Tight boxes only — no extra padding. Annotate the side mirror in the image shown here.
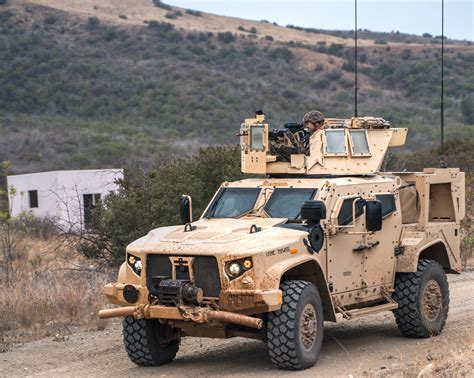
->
[179,195,192,224]
[366,200,382,232]
[301,200,326,226]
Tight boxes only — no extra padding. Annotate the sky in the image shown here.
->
[164,0,473,41]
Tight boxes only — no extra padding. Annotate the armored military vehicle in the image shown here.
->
[99,111,465,370]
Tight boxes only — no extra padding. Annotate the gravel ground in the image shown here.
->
[1,272,473,377]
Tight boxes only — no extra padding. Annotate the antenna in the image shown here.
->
[354,0,358,117]
[440,0,445,153]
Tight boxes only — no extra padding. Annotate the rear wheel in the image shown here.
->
[122,316,180,366]
[393,259,449,338]
[267,280,324,370]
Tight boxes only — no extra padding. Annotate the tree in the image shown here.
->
[81,146,248,264]
[0,162,30,284]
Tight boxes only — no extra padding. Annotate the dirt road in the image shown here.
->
[2,272,473,377]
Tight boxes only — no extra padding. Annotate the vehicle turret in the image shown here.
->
[240,111,408,175]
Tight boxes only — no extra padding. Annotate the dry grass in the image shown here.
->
[0,235,113,344]
[415,335,474,377]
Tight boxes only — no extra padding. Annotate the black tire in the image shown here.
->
[122,316,180,366]
[393,259,449,338]
[267,280,324,370]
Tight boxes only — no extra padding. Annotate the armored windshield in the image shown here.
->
[205,188,260,218]
[264,188,316,220]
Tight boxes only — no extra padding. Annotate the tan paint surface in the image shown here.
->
[101,115,465,339]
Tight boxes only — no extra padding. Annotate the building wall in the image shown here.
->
[7,169,123,231]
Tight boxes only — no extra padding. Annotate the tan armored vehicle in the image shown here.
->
[99,111,465,370]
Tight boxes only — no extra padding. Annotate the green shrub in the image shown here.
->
[401,48,412,60]
[0,10,12,24]
[84,146,246,263]
[265,35,274,41]
[44,15,58,25]
[249,27,257,34]
[148,20,174,32]
[152,0,172,10]
[87,16,100,29]
[314,78,331,89]
[269,47,292,62]
[237,25,245,31]
[185,9,202,16]
[461,95,474,124]
[118,14,128,20]
[165,12,177,19]
[325,69,342,81]
[375,39,387,45]
[217,32,236,43]
[103,27,117,42]
[326,43,344,57]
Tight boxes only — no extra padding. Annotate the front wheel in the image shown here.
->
[393,259,450,338]
[267,280,324,370]
[122,316,180,366]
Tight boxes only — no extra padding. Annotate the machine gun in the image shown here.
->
[269,122,308,162]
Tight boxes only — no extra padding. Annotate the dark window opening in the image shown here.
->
[264,188,316,220]
[83,193,101,229]
[28,190,38,208]
[376,194,396,217]
[338,197,364,226]
[205,188,260,218]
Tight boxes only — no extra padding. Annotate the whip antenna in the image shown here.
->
[354,0,358,117]
[440,0,445,153]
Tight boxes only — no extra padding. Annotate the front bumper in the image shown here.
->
[101,282,282,328]
[98,303,263,329]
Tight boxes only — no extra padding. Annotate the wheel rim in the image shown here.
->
[300,303,317,352]
[422,279,442,321]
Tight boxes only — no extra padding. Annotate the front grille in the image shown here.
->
[146,255,221,298]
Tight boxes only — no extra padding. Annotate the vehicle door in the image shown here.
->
[327,195,366,295]
[362,193,400,288]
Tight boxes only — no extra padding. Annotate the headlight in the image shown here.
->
[225,257,253,279]
[127,254,142,276]
[228,262,242,277]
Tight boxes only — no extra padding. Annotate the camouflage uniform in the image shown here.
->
[301,110,325,150]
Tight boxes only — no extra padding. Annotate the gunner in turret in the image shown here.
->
[302,110,325,134]
[301,110,325,150]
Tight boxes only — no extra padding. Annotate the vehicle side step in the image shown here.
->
[336,302,398,320]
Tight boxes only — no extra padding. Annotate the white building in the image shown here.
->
[7,169,123,231]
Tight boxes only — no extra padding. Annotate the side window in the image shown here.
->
[337,197,364,226]
[349,130,371,156]
[325,130,347,156]
[376,194,396,217]
[28,190,39,208]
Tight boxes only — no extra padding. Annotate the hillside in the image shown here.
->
[1,0,473,173]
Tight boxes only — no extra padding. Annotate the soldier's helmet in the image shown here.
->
[302,110,325,125]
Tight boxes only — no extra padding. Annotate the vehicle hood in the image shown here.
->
[126,218,308,256]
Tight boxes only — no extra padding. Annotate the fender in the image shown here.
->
[396,238,456,273]
[280,258,337,322]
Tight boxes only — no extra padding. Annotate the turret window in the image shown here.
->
[325,130,347,155]
[349,130,371,156]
